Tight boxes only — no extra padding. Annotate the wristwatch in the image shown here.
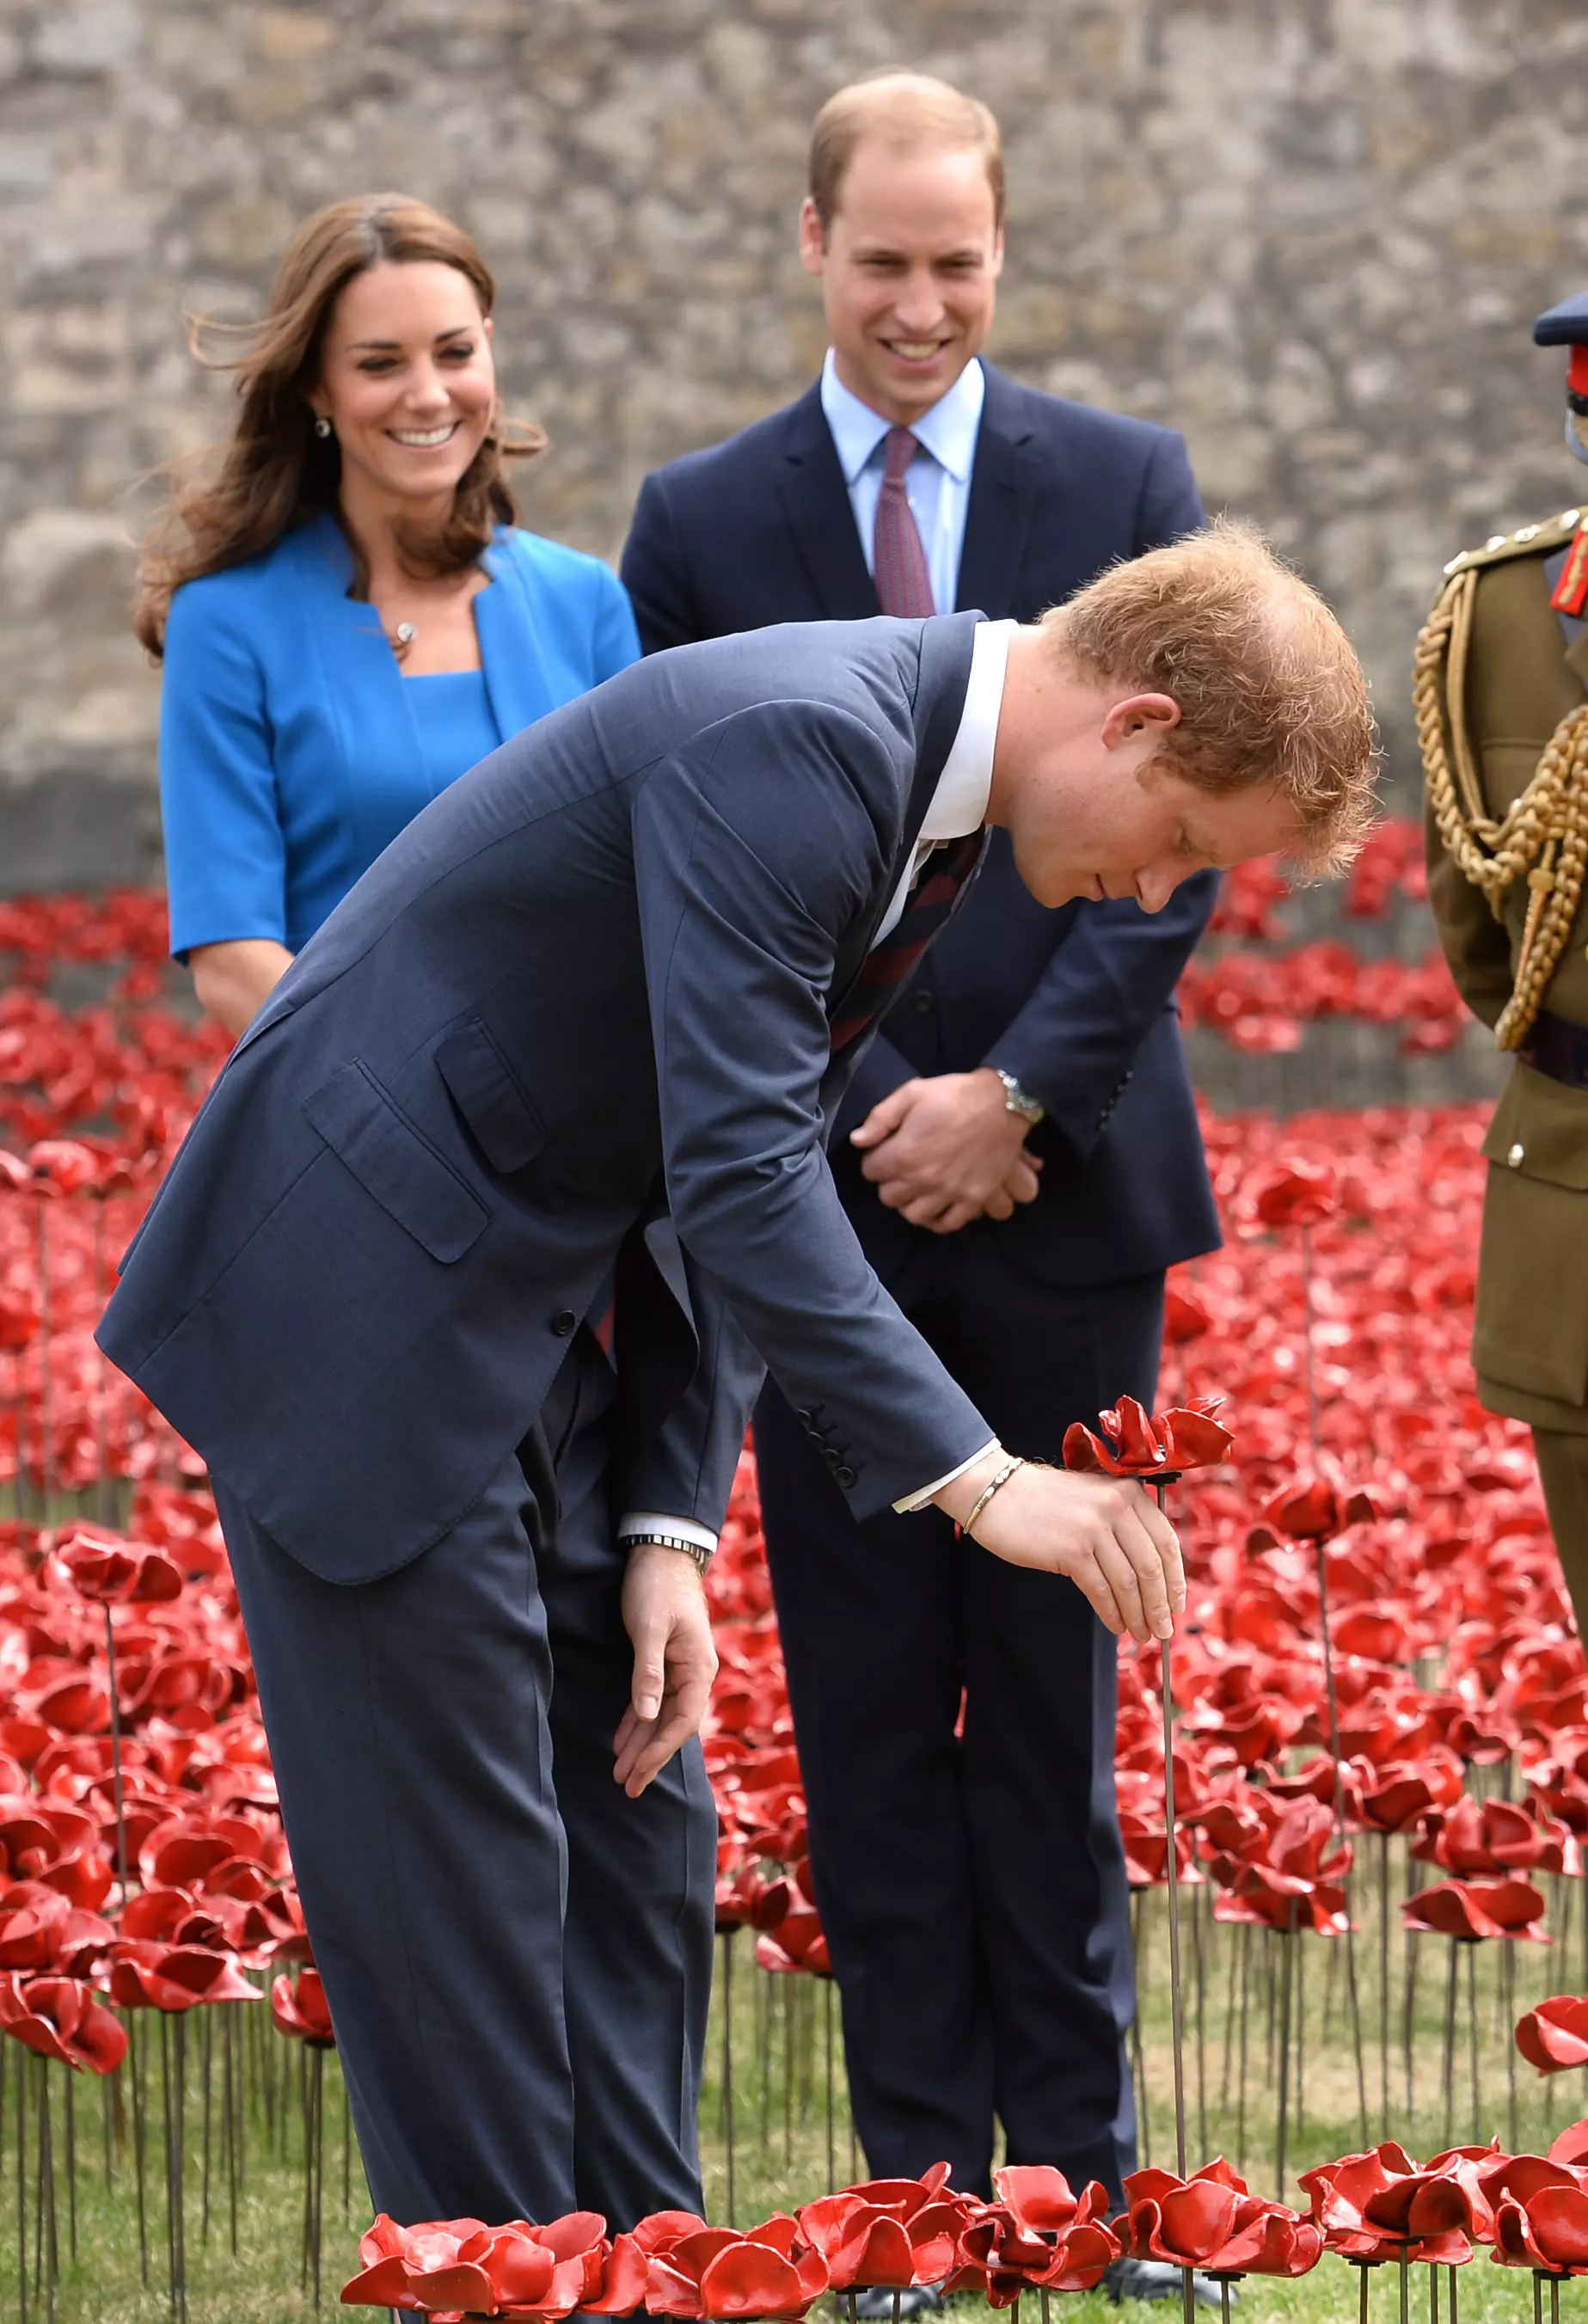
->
[623,1530,713,1577]
[993,1069,1045,1126]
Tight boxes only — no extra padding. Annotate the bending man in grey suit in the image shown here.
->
[98,524,1373,2233]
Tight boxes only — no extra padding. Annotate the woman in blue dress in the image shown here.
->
[136,193,640,1036]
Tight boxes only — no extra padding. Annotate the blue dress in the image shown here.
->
[158,512,641,960]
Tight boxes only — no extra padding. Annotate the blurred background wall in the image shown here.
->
[0,0,1585,891]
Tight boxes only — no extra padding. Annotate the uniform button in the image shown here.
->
[1506,1143,1525,1169]
[794,1407,813,1428]
[913,991,934,1013]
[834,1463,856,1488]
[551,1309,578,1336]
[822,1445,842,1470]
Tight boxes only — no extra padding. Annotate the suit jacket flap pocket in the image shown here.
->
[433,1020,548,1174]
[303,1060,487,1263]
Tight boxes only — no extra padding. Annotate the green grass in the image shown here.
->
[6,1847,1588,2321]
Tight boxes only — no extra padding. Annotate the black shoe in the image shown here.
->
[1103,2257,1233,2309]
[853,2290,945,2321]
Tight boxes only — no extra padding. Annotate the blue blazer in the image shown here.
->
[159,512,641,960]
[621,365,1221,1286]
[98,617,995,1585]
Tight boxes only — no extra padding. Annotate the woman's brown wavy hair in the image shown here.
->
[134,193,546,658]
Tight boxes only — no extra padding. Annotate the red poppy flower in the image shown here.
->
[795,2191,966,2293]
[271,1965,334,2047]
[1249,1158,1339,1228]
[1063,1395,1232,1480]
[52,1525,182,1606]
[645,2217,828,2320]
[107,1941,260,2011]
[1416,1798,1573,1880]
[26,1141,101,1196]
[342,2209,620,2316]
[1262,1476,1380,1541]
[1125,2160,1322,2278]
[1518,1997,1588,2075]
[1402,1878,1548,1942]
[1493,2185,1588,2274]
[0,1881,111,1975]
[0,1971,126,2074]
[1297,2142,1477,2263]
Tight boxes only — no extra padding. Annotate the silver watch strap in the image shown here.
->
[623,1531,712,1575]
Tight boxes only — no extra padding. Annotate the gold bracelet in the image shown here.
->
[963,1456,1026,1542]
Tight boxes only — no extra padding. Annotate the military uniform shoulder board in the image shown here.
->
[1441,505,1585,583]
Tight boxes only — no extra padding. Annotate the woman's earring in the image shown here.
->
[313,414,332,439]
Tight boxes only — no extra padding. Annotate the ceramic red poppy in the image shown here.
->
[1063,1395,1233,1481]
[1402,1877,1549,1943]
[271,1965,334,2047]
[0,1971,126,2074]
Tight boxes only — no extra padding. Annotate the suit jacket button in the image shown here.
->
[913,991,934,1013]
[551,1309,578,1336]
[1506,1143,1525,1168]
[834,1463,856,1488]
[822,1444,843,1469]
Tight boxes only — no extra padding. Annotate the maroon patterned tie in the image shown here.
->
[830,827,988,1052]
[873,427,935,617]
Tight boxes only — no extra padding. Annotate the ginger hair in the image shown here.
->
[1041,518,1378,874]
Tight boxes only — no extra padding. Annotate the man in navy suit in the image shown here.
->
[100,550,1370,2238]
[622,72,1226,2272]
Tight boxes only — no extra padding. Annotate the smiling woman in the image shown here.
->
[134,193,641,1036]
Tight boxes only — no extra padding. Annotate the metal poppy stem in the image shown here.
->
[1299,1223,1321,1457]
[102,1603,130,1913]
[720,1929,736,2224]
[1153,1477,1193,2324]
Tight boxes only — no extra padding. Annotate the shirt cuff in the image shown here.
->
[893,1439,1002,1515]
[617,1512,720,1556]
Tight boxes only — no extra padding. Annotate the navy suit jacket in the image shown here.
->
[96,618,999,1585]
[621,365,1221,1286]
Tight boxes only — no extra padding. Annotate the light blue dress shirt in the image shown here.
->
[819,351,986,615]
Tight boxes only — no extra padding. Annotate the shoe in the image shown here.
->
[853,2289,945,2320]
[1103,2256,1234,2309]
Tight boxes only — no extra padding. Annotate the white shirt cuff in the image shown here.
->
[617,1512,720,1556]
[893,1439,1002,1515]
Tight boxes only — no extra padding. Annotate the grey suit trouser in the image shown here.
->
[212,1329,717,2230]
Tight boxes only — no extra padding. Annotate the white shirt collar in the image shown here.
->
[922,615,1016,840]
[819,351,985,486]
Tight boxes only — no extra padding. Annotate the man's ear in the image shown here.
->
[798,197,827,278]
[1101,693,1181,751]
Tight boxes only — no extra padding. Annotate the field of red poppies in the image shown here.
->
[4,871,1588,2322]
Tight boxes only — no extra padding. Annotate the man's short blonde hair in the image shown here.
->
[808,71,1004,237]
[1041,518,1377,874]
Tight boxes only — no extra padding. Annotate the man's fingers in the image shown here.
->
[1068,1550,1126,1638]
[982,1185,1015,1222]
[849,1082,918,1148]
[1123,1481,1187,1616]
[1092,1532,1149,1644]
[1109,1500,1175,1640]
[629,1641,667,1726]
[1006,1159,1041,1205]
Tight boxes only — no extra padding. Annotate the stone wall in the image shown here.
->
[1,0,1585,887]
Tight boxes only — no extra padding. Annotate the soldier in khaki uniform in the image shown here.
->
[1420,290,1588,1629]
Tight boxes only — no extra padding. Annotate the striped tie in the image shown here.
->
[830,828,988,1052]
[873,427,935,617]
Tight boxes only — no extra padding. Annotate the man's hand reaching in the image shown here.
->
[934,1452,1186,1644]
[614,1544,718,1799]
[850,1070,1042,1232]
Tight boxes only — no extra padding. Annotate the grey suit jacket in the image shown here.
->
[98,615,993,1582]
